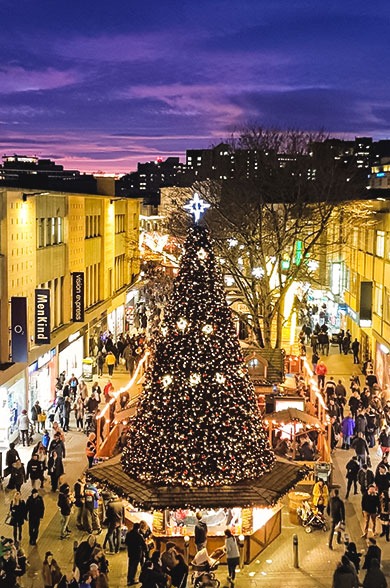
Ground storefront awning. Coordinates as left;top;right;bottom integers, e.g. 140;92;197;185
88;455;306;510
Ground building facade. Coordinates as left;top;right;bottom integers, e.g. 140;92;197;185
0;188;141;446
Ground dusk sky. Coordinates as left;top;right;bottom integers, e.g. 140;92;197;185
1;0;389;173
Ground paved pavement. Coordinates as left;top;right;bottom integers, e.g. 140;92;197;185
1;350;389;587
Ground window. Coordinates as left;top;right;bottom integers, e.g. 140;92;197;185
115;214;125;234
85;215;101;238
376;231;385;257
37;217;63;247
375;284;383;317
384;289;390;324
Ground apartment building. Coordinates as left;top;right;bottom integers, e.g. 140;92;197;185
0;188;141;446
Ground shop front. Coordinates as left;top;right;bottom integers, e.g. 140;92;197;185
107;305;125;339
88;313;108;357
125;288;140;334
28;348;57;412
58;328;86;379
375;341;390;399
307;289;341;332
0;373;27;448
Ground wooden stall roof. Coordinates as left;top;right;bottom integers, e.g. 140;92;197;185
265;408;325;429
88;455;306;510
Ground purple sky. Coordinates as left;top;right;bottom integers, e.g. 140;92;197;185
1;0;389;173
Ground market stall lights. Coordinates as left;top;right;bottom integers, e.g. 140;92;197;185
252;267;265;279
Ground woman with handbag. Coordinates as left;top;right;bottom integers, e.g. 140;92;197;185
8;491;26;544
224;528;240;582
42;551;62;588
378;491;390;541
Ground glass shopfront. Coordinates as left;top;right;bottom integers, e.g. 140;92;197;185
0;375;27;448
58;331;85;378
107;305;125;339
28;348;57;412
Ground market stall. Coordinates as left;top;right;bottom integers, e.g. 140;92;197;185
88;455;305;564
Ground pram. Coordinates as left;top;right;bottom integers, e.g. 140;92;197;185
297;500;328;533
191;548;224;588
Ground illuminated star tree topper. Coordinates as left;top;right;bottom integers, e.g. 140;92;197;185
183;192;210;223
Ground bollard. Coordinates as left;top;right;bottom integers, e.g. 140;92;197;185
293;534;299;569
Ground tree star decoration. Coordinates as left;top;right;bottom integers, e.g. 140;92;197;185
202;324;213;335
189;373;201;386
252;267;265;279
176;317;188;331
183;193;210;223
162;374;173;389
197;248;208;261
215;372;226;384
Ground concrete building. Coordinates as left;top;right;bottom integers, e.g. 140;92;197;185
0;188;141;447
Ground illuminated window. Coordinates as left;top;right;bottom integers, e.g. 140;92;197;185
376;231;385;257
375;284;383;316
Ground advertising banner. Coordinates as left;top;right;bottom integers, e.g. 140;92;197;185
11;296;28;362
35;288;51;344
72;272;85;322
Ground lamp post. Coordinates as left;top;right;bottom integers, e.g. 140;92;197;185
184;535;190;565
238;534;245;569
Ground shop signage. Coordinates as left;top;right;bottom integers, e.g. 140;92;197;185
11;296;28;362
72;272;84;322
35;289;51;344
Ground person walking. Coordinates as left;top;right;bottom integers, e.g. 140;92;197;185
83;481;102;534
375;464;390;496
42;551;62;588
25;488;45;545
194;512;208;551
75;535;100;578
362;538;382;570
58;483;74;540
361;485;380;539
74;395;85;432
345;456;360;498
125;522;147;586
8;491;26;544
48;431;66;460
362;558;387;588
105;351;116;376
31;401;42;433
224;528;240;582
10;459;26;492
86;432;97;468
26;453;45;490
103;493;124;554
316;360;327;389
351;339;360;364
358;464;375;495
17;409;31;446
378;428;390;457
327;488;345;550
341;413;355;450
351;433;370;466
378;491;390;541
74;475;86;530
47;450;64;492
332;555;359;588
312;479;329;515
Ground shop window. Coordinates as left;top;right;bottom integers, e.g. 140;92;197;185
376;231;385;258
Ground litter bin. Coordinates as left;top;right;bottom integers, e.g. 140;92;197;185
288;491;311;525
82;357;95;382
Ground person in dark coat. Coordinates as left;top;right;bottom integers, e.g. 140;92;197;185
48;432;66;460
26;453;45;490
362;486;380;539
375;465;390;496
8;491;26;543
327;489;345;549
332;555;358;588
351;433;370;466
363;538;381;570
139;560;167;588
125;522;147;586
194;512;208;551
358;464;375;495
345;456;360;498
75;535;100;577
103;494;124;554
345;541;361;573
5;442;20;469
48;450;64;492
362;558;387;588
25;488;45;545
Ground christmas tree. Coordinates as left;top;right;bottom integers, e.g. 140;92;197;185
122;212;275;487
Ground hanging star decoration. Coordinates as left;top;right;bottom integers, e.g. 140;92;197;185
183;193;210;223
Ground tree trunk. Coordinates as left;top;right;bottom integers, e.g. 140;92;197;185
262;313;273;349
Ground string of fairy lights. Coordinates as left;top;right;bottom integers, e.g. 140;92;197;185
121;196;275;487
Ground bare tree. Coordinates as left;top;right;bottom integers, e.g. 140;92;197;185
164;128;369;349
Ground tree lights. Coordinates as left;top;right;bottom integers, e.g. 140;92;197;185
121;223;275;487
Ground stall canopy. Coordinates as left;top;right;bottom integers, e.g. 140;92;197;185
266;408;325;429
88;455;306;510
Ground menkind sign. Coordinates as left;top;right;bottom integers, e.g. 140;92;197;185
35;288;50;344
